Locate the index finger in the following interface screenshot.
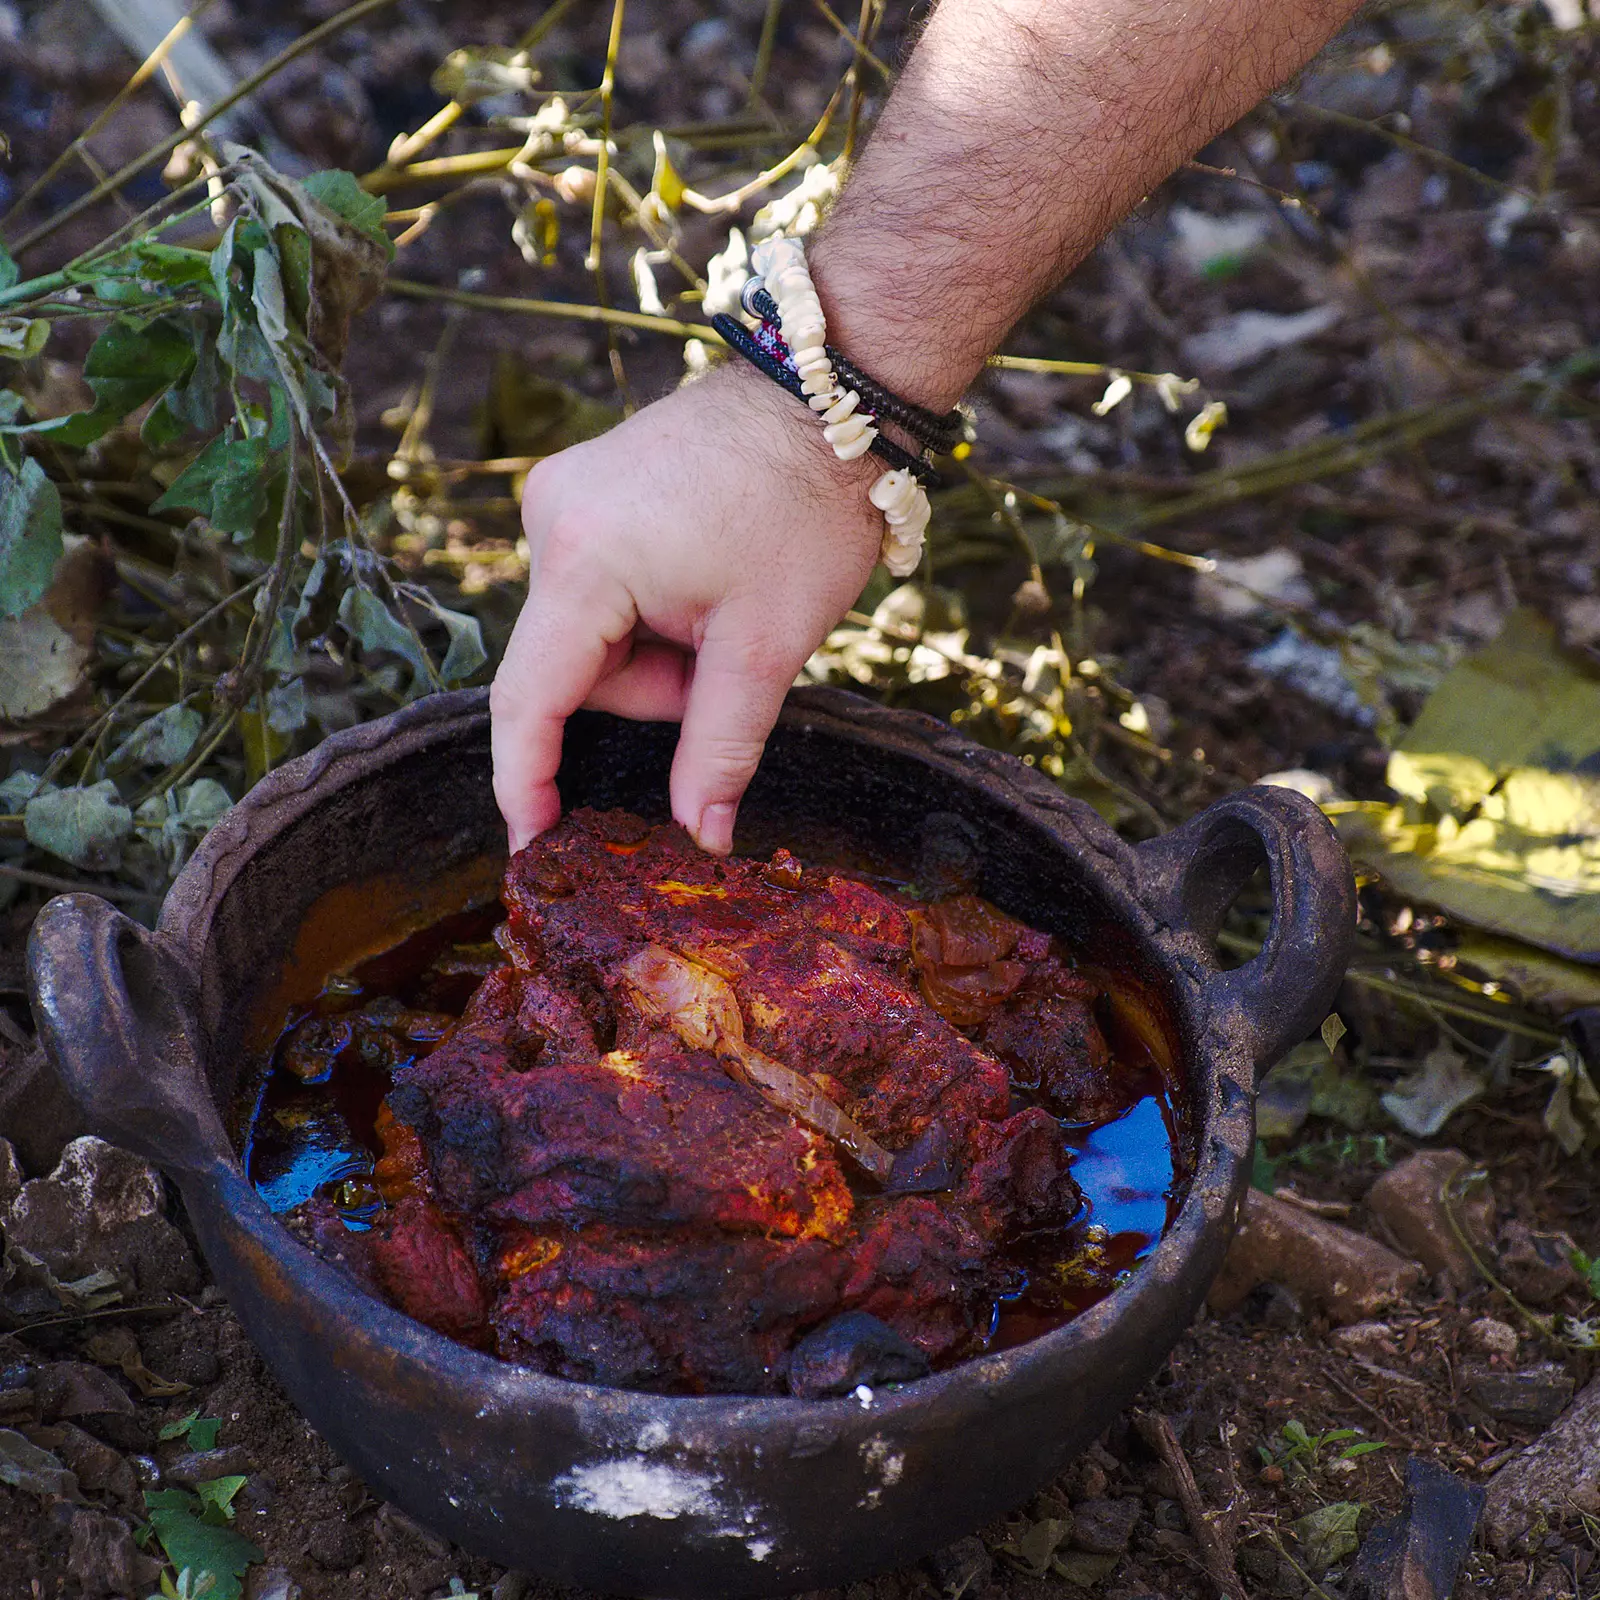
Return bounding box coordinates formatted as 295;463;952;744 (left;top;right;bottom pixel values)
489;567;636;852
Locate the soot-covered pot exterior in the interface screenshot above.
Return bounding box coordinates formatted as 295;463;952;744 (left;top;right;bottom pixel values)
26;687;1354;1598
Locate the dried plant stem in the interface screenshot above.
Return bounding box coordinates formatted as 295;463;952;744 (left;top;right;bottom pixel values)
8;0;402;258
364;148;525;194
0;0;217;230
385;277;714;340
366;0;582;178
681;82;845;215
1133;1412;1248;1600
749;0;784;105
587;0;627;274
0;863;160;906
1286;99;1537;203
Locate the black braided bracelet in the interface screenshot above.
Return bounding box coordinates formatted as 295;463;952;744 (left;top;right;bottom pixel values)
711;313;941;488
739;281;965;455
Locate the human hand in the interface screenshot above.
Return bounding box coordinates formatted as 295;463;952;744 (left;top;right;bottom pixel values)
490;360;885;856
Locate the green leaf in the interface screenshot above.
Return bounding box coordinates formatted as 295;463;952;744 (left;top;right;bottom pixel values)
301;171;391;255
25;780;134;871
194;1475;246;1524
435;605;486;683
1336;610;1600;962
144;1488;261;1600
0;318;49;361
1338;1440;1388;1460
110;704;203;771
1380;1042;1487;1137
158;1409;201;1442
0;241;17;292
186;1416;222;1452
1292;1501;1363;1570
1320;1013;1347;1054
994;1517;1071;1577
1250;1139;1278;1193
339;586;432;687
264;678;306;734
153;435;273;537
0;456;63;618
15;316;194;446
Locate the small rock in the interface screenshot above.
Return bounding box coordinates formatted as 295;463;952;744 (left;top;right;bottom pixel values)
0;1137;22;1208
1497;1222;1580;1307
67;1509;138;1598
0;1040;86;1176
79;1410;155;1452
1070;1497;1140;1555
924;1534;993;1598
489;1575;529;1600
0;1425;77;1496
33;1361;134;1421
1347;1456;1484;1600
1467;1318;1520;1359
1468;1365;1576;1430
787;1311;930;1399
7;1137;199;1294
168;1444;252;1484
1485;1374;1600;1548
51;1421;137;1505
1208;1188;1423;1324
245;1566;302;1600
1333;1321;1398;1358
307;1515;364;1570
1364;1149;1490;1290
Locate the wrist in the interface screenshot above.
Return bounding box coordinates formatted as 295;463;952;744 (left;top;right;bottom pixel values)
804;236;985;416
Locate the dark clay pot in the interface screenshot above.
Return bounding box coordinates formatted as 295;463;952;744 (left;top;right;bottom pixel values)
27;687;1353;1597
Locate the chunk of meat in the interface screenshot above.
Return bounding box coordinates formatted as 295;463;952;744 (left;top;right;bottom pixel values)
332;809;1115;1394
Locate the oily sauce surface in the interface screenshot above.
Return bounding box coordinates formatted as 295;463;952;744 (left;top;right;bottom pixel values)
244;817;1190;1385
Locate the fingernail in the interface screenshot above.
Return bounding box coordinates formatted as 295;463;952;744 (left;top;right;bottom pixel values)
507;822;527;857
696;802;736;856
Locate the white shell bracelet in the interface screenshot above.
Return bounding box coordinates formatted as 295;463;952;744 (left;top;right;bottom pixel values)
748;237;931;579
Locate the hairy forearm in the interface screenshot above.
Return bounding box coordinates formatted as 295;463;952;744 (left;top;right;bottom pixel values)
811;0;1363;408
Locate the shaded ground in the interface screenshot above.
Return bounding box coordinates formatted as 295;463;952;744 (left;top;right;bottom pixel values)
1;0;1599;1595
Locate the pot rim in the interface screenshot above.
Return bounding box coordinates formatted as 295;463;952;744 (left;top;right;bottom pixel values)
102;687;1341;1425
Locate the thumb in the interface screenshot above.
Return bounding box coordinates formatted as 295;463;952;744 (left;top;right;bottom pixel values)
670;611;804;855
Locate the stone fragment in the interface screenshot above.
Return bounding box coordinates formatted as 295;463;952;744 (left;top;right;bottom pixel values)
307;1515;365;1570
1496;1222;1579;1307
1208;1188;1423;1324
33;1360;134;1420
6;1137;199;1295
245;1566;303;1600
1363;1149;1490;1289
924;1534;993;1598
489;1575;529;1600
67;1509;139;1598
787;1311;930;1399
50;1420;138;1505
0;1039;86;1176
0;1138;22;1209
167;1443;253;1484
1466;1318;1519;1359
1485;1375;1600;1548
1070;1497;1140;1555
1332;1321;1398;1358
1467;1365;1576;1431
0;1425;77;1497
1347;1456;1484;1600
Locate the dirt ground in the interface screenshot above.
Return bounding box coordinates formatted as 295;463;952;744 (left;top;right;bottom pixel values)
1;0;1599;1595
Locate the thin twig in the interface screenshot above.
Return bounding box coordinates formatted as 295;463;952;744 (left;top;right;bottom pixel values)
0;863;161;905
385;277;714;339
1133;1411;1248;1600
7;0;403;257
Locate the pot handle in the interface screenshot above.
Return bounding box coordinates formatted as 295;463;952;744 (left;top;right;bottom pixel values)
26;894;232;1178
1132;785;1355;1074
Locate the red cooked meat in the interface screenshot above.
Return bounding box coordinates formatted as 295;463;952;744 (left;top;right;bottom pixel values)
340;808;1129;1394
